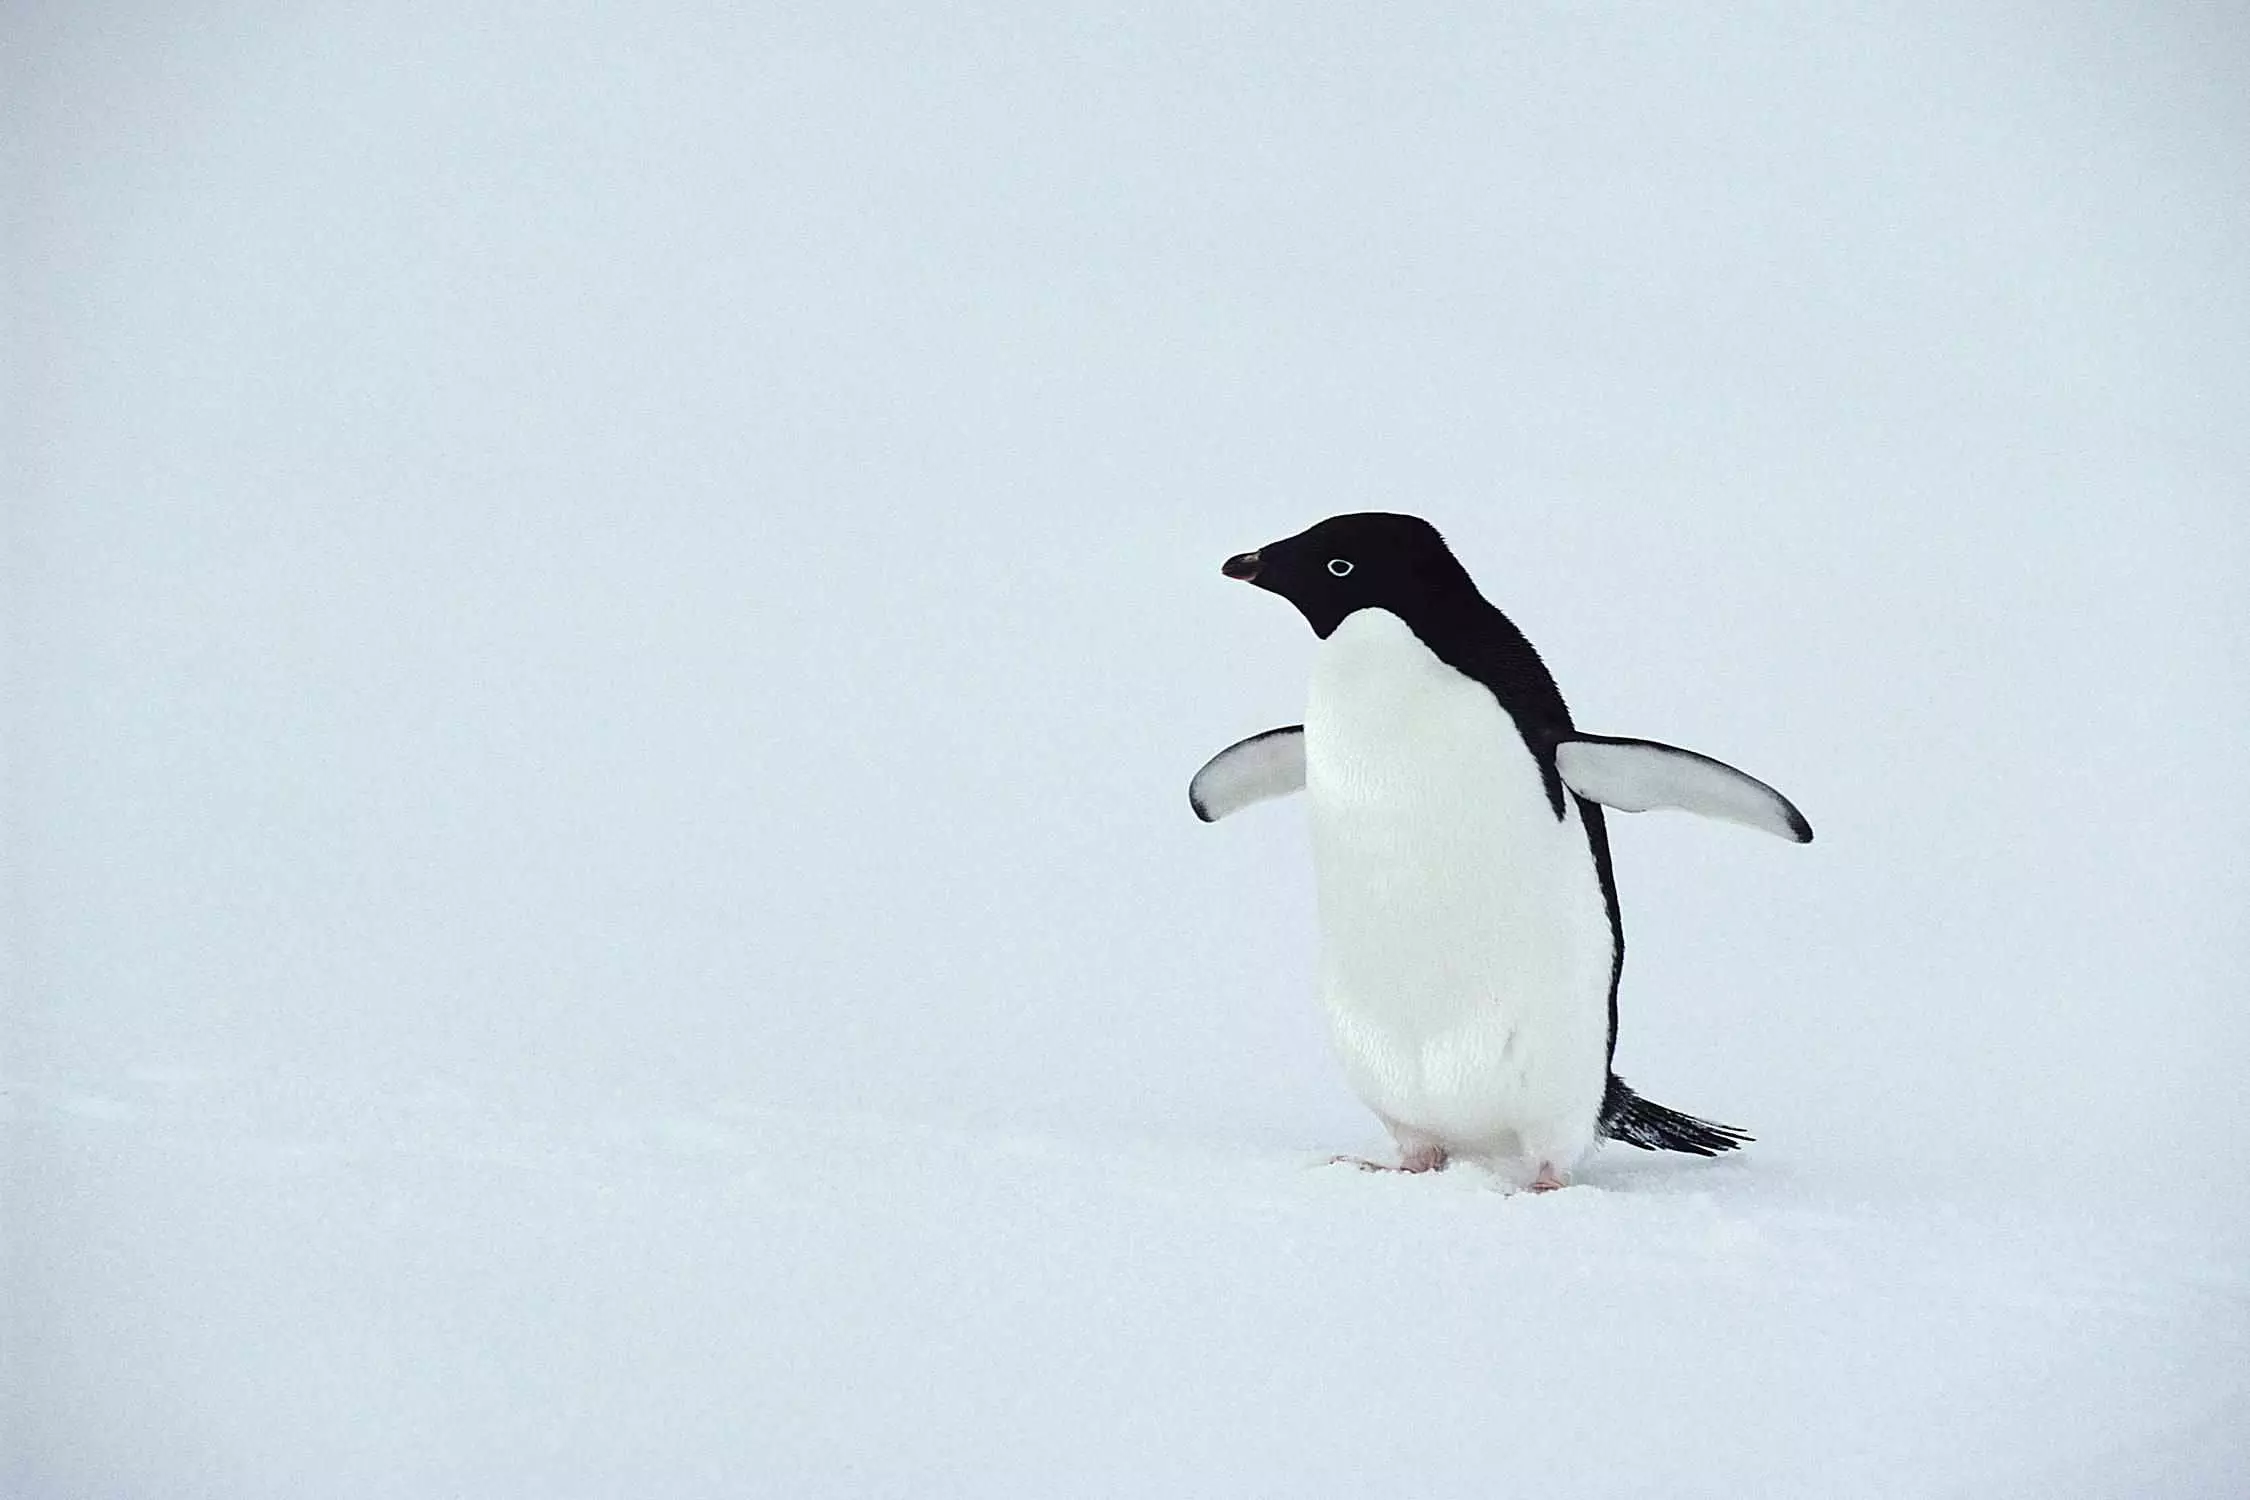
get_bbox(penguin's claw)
[1527,1164,1569,1193]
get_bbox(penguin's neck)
[1313,609,1447,696]
[1311,606,1572,817]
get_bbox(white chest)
[1302,609,1612,1153]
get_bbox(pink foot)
[1329,1145,1450,1174]
[1527,1163,1568,1193]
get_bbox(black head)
[1221,512,1480,638]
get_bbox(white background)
[7,4,2246,1496]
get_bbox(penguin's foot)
[1330,1143,1450,1174]
[1526,1163,1569,1193]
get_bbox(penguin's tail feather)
[1600,1076,1752,1157]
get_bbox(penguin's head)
[1222,512,1477,638]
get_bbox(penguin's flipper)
[1555,734,1813,843]
[1189,725,1305,823]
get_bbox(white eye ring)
[1327,558,1353,577]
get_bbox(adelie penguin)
[1192,513,1811,1192]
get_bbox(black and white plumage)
[1193,513,1811,1189]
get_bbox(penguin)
[1191,513,1811,1191]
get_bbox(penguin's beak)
[1222,550,1262,582]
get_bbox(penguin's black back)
[1393,591,1628,1070]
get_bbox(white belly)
[1306,610,1613,1170]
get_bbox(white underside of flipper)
[1306,610,1613,1183]
[1189,726,1304,823]
[1190,726,1811,842]
[1555,736,1813,843]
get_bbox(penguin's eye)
[1327,558,1354,577]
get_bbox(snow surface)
[7,2,2249,1495]
[8,1078,2248,1499]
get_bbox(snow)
[8,1080,2246,1498]
[7,2,2250,1495]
